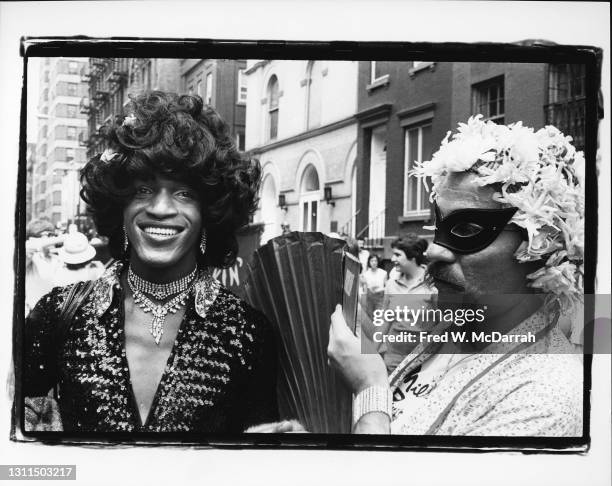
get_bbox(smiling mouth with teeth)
[143,226,180,237]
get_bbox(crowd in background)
[24,217,106,315]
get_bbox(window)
[236,131,245,151]
[53,191,61,205]
[305,61,322,129]
[40,181,47,194]
[205,73,213,105]
[42,88,48,101]
[53,173,62,184]
[267,75,280,140]
[237,69,247,103]
[44,71,49,83]
[68,61,79,74]
[368,126,387,237]
[66,104,78,118]
[370,61,388,84]
[472,76,504,123]
[66,148,75,162]
[548,64,586,103]
[52,212,62,225]
[299,164,320,232]
[188,84,194,95]
[411,61,434,73]
[404,124,433,216]
[67,82,78,96]
[545,64,586,150]
[67,126,77,140]
[197,79,202,97]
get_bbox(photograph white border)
[1,2,609,485]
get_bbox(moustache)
[426,262,465,291]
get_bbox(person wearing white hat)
[54,231,104,286]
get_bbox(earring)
[123,225,129,253]
[200,229,207,256]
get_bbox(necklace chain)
[127,266,197,345]
[128,265,197,299]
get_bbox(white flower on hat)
[100,148,118,163]
[122,113,137,127]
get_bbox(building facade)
[245,60,359,243]
[355,60,586,257]
[84,58,182,159]
[26,143,35,224]
[181,59,248,151]
[32,57,89,227]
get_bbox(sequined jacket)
[24,261,279,433]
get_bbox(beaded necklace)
[127,266,197,345]
[128,265,197,300]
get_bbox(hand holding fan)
[244,232,358,433]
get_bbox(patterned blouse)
[24,261,279,433]
[388,309,583,436]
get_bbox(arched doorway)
[260,173,278,243]
[299,164,320,232]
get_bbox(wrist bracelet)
[353,385,392,425]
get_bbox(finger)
[330,306,351,337]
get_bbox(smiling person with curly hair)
[23,92,279,433]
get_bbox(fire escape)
[82,58,128,158]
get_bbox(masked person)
[23,92,279,433]
[328,116,584,436]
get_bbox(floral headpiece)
[412,115,585,311]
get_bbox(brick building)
[32,57,89,227]
[181,59,247,151]
[354,61,586,257]
[245,60,359,243]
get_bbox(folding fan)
[244,232,359,434]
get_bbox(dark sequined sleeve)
[23,287,66,397]
[228,305,280,431]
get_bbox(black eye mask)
[433,202,519,254]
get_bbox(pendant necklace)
[127,266,197,345]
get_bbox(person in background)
[378,235,437,372]
[356,238,370,281]
[54,230,105,286]
[362,254,388,319]
[25,218,64,314]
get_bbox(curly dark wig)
[80,91,261,268]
